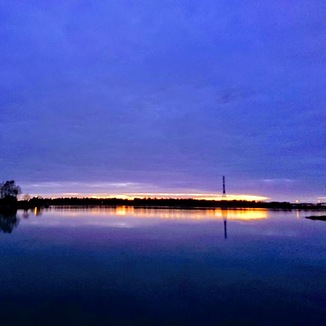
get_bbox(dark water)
[0,207,325,325]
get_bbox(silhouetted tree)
[0,180,22,207]
[0,180,21,199]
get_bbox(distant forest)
[0,180,325,211]
[16,196,326,210]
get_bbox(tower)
[222,176,226,197]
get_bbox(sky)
[0,0,325,202]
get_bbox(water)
[0,207,325,325]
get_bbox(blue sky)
[0,1,325,201]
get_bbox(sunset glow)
[89,193,269,201]
[25,192,269,202]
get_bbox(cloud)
[0,1,325,201]
[260,179,296,185]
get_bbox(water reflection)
[22,210,30,219]
[0,206,269,234]
[305,215,326,222]
[33,206,43,216]
[1,207,325,325]
[0,209,19,233]
[224,219,227,239]
[222,208,228,239]
[52,206,268,221]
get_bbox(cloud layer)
[1,1,325,201]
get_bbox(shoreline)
[1,197,325,211]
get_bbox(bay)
[1,207,325,325]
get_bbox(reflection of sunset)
[115,206,135,216]
[49,206,268,221]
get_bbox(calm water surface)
[1,207,325,325]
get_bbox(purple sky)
[0,1,325,202]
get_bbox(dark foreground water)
[0,207,325,325]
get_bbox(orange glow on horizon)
[37,192,269,202]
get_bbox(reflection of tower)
[222,176,226,197]
[221,208,228,239]
[224,220,227,239]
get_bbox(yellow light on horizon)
[50,192,269,202]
